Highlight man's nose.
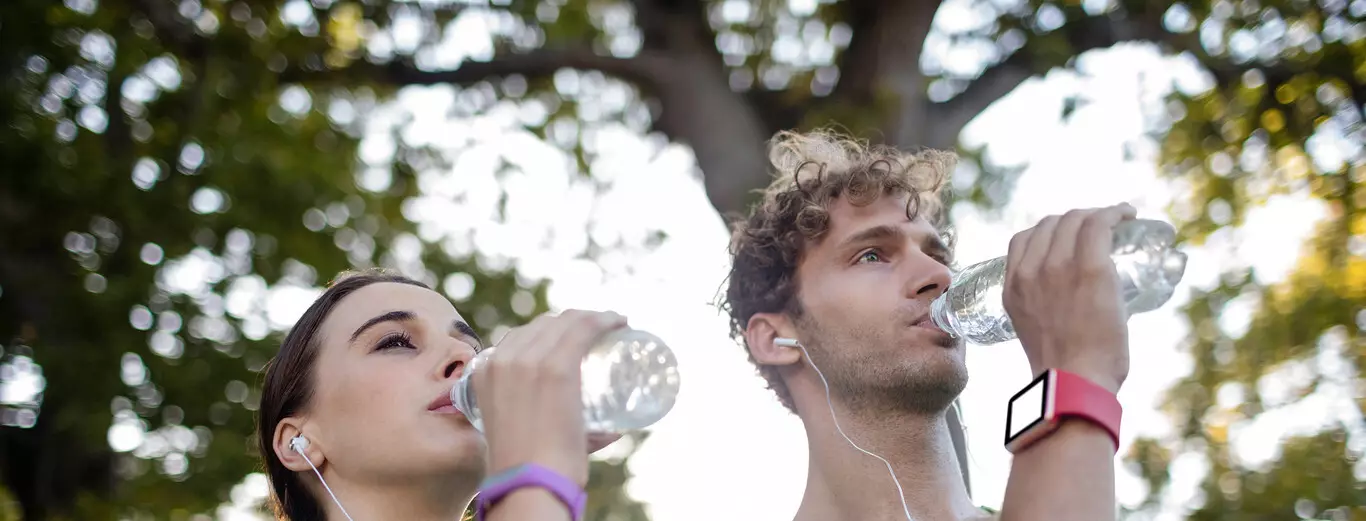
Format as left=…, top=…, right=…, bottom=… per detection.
left=905, top=251, right=952, bottom=300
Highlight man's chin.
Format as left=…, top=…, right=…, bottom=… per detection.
left=889, top=355, right=969, bottom=412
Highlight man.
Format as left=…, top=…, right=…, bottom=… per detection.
left=722, top=129, right=1134, bottom=520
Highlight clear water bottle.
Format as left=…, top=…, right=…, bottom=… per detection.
left=929, top=219, right=1189, bottom=345
left=450, top=328, right=681, bottom=433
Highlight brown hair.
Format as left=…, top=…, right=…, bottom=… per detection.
left=257, top=270, right=428, bottom=520
left=720, top=129, right=956, bottom=412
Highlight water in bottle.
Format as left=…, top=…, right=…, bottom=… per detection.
left=450, top=328, right=681, bottom=433
left=929, top=218, right=1189, bottom=345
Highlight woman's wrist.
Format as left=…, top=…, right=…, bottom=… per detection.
left=487, top=445, right=589, bottom=486
left=475, top=463, right=587, bottom=521
left=482, top=488, right=575, bottom=521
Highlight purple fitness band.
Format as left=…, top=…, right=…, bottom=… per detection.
left=474, top=463, right=587, bottom=521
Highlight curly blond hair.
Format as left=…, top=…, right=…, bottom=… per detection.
left=721, top=129, right=957, bottom=412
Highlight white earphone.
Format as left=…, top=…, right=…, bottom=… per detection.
left=289, top=434, right=355, bottom=521
left=773, top=335, right=918, bottom=521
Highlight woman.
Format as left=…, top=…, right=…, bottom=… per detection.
left=257, top=270, right=625, bottom=520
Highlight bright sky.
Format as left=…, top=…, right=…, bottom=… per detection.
left=5, top=2, right=1357, bottom=519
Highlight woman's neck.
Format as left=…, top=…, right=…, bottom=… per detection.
left=313, top=472, right=478, bottom=521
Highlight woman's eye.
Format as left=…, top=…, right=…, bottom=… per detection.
left=856, top=250, right=883, bottom=264
left=375, top=334, right=416, bottom=351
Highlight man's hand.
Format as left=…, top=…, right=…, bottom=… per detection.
left=1002, top=204, right=1137, bottom=393
left=997, top=204, right=1137, bottom=521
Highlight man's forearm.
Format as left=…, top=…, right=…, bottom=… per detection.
left=999, top=418, right=1117, bottom=521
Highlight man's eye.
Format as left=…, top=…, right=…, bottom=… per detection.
left=856, top=250, right=883, bottom=264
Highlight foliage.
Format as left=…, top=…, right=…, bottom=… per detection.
left=0, top=0, right=648, bottom=518
left=1122, top=1, right=1366, bottom=519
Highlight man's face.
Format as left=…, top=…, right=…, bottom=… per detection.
left=792, top=193, right=967, bottom=414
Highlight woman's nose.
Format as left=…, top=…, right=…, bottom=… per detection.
left=437, top=340, right=475, bottom=380
left=442, top=358, right=463, bottom=380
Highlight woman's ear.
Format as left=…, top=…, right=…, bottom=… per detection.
left=745, top=313, right=802, bottom=367
left=273, top=419, right=324, bottom=472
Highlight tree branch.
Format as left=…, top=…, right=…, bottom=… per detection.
left=626, top=0, right=773, bottom=219
left=927, top=8, right=1170, bottom=149
left=825, top=0, right=885, bottom=103
left=282, top=50, right=664, bottom=90
left=829, top=0, right=944, bottom=104
left=924, top=52, right=1034, bottom=150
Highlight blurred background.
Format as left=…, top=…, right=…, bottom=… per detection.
left=1, top=0, right=1364, bottom=519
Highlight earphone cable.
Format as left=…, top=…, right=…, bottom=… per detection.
left=796, top=343, right=916, bottom=521
left=298, top=447, right=357, bottom=521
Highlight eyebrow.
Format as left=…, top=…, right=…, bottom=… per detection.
left=838, top=224, right=952, bottom=260
left=453, top=320, right=484, bottom=350
left=838, top=224, right=904, bottom=250
left=349, top=310, right=484, bottom=349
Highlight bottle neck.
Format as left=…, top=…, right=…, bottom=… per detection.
left=929, top=295, right=953, bottom=335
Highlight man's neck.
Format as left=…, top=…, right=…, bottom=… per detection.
left=315, top=470, right=476, bottom=521
left=793, top=402, right=981, bottom=521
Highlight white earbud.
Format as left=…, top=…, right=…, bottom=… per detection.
left=774, top=337, right=801, bottom=348
left=288, top=434, right=355, bottom=521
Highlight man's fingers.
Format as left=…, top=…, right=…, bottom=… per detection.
left=1047, top=208, right=1100, bottom=270
left=1004, top=227, right=1034, bottom=298
left=1017, top=215, right=1060, bottom=277
left=1075, top=204, right=1135, bottom=272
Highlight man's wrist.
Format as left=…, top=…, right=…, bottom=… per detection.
left=1050, top=364, right=1123, bottom=394
left=1006, top=368, right=1124, bottom=454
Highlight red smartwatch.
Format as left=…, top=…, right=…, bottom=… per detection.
left=1004, top=369, right=1122, bottom=454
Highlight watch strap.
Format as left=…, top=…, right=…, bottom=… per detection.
left=1052, top=369, right=1123, bottom=451
left=475, top=463, right=587, bottom=521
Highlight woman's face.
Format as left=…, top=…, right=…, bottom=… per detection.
left=303, top=282, right=486, bottom=485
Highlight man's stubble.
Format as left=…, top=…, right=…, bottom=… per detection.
left=795, top=311, right=969, bottom=416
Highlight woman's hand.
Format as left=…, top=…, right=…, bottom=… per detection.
left=588, top=432, right=623, bottom=453
left=471, top=309, right=627, bottom=487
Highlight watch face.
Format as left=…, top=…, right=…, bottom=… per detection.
left=1005, top=371, right=1051, bottom=445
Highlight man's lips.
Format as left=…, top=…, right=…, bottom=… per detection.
left=911, top=313, right=938, bottom=330
left=911, top=313, right=957, bottom=347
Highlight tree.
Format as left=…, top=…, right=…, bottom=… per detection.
left=6, top=0, right=1364, bottom=518
left=0, top=0, right=651, bottom=518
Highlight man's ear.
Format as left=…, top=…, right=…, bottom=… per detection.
left=745, top=312, right=802, bottom=367
left=273, top=418, right=323, bottom=472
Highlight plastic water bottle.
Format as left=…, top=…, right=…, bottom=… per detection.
left=929, top=219, right=1189, bottom=345
left=450, top=328, right=681, bottom=433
